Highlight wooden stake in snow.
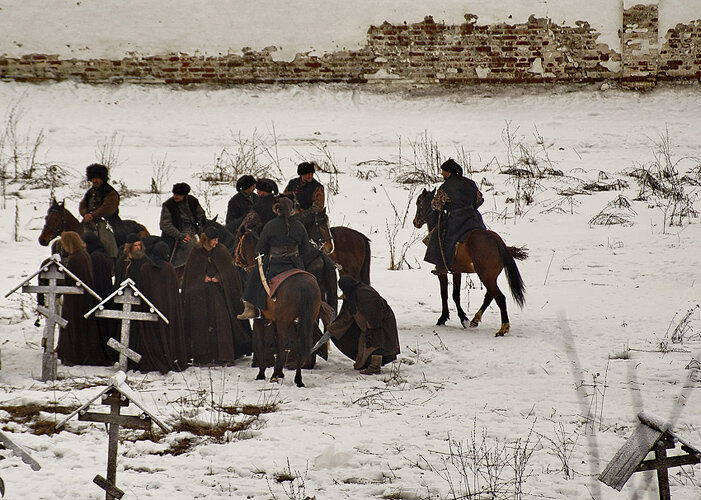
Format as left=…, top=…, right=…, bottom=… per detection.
left=5, top=254, right=101, bottom=381
left=56, top=371, right=170, bottom=500
left=84, top=278, right=168, bottom=372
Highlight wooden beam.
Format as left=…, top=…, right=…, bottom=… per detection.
left=637, top=452, right=701, bottom=471
left=94, top=309, right=158, bottom=322
left=35, top=305, right=68, bottom=327
left=93, top=475, right=124, bottom=499
left=22, top=285, right=84, bottom=295
left=106, top=338, right=142, bottom=363
left=79, top=411, right=152, bottom=430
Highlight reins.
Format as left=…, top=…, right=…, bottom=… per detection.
left=234, top=232, right=257, bottom=272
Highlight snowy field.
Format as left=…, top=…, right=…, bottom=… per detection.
left=0, top=81, right=700, bottom=499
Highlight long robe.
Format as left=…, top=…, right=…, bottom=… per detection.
left=87, top=246, right=118, bottom=362
left=134, top=261, right=189, bottom=373
left=56, top=249, right=110, bottom=366
left=327, top=283, right=400, bottom=370
left=181, top=244, right=252, bottom=365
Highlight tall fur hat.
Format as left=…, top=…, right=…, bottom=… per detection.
left=236, top=174, right=257, bottom=192
left=172, top=182, right=191, bottom=195
left=297, top=162, right=315, bottom=176
left=255, top=178, right=279, bottom=195
left=86, top=163, right=109, bottom=182
left=440, top=158, right=463, bottom=177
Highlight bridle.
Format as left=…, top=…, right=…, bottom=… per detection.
left=44, top=205, right=67, bottom=239
left=413, top=191, right=432, bottom=229
left=234, top=232, right=256, bottom=272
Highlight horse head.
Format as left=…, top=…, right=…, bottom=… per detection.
left=38, top=198, right=65, bottom=246
left=233, top=230, right=259, bottom=272
left=413, top=188, right=436, bottom=229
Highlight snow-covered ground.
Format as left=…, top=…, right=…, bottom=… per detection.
left=0, top=81, right=700, bottom=499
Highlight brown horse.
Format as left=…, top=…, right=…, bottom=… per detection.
left=235, top=230, right=325, bottom=387
left=413, top=188, right=528, bottom=336
left=322, top=226, right=371, bottom=284
left=38, top=198, right=149, bottom=249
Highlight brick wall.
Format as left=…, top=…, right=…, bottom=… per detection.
left=0, top=8, right=699, bottom=88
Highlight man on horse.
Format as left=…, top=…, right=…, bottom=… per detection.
left=159, top=182, right=207, bottom=269
left=424, top=158, right=486, bottom=273
left=236, top=178, right=279, bottom=237
left=79, top=163, right=120, bottom=259
left=225, top=174, right=258, bottom=236
left=238, top=197, right=313, bottom=320
left=283, top=161, right=331, bottom=245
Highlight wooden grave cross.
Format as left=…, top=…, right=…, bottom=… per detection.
left=599, top=411, right=701, bottom=499
left=4, top=254, right=101, bottom=381
left=56, top=371, right=171, bottom=500
left=84, top=278, right=168, bottom=372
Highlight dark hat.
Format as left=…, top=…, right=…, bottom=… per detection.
left=297, top=162, right=315, bottom=176
left=126, top=233, right=140, bottom=244
left=255, top=178, right=279, bottom=195
left=204, top=226, right=220, bottom=240
left=149, top=241, right=170, bottom=269
left=172, top=182, right=191, bottom=195
left=440, top=158, right=463, bottom=177
left=338, top=275, right=361, bottom=293
left=81, top=230, right=103, bottom=254
left=236, top=174, right=256, bottom=192
left=86, top=163, right=109, bottom=182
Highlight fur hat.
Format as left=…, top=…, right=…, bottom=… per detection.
left=204, top=226, right=220, bottom=240
left=297, top=162, right=315, bottom=176
left=172, top=182, right=191, bottom=195
left=273, top=196, right=294, bottom=217
left=255, top=178, right=279, bottom=195
left=236, top=174, right=257, bottom=192
left=86, top=163, right=109, bottom=182
left=440, top=158, right=463, bottom=177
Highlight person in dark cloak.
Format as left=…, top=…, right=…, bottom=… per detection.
left=283, top=161, right=331, bottom=243
left=235, top=178, right=278, bottom=238
left=160, top=182, right=207, bottom=269
left=82, top=231, right=118, bottom=362
left=56, top=231, right=110, bottom=366
left=78, top=163, right=120, bottom=259
left=114, top=234, right=148, bottom=286
left=181, top=226, right=252, bottom=365
left=226, top=174, right=258, bottom=235
left=423, top=158, right=486, bottom=273
left=326, top=275, right=400, bottom=375
left=133, top=241, right=189, bottom=373
left=237, top=196, right=312, bottom=319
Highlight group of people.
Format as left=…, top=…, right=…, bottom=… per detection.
left=54, top=157, right=483, bottom=377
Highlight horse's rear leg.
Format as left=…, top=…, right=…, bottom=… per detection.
left=469, top=291, right=493, bottom=328
left=452, top=273, right=468, bottom=327
left=484, top=282, right=510, bottom=336
left=436, top=272, right=450, bottom=325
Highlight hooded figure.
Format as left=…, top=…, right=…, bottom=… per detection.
left=133, top=241, right=189, bottom=373
left=423, top=158, right=486, bottom=271
left=56, top=231, right=110, bottom=366
left=326, top=275, right=400, bottom=374
left=181, top=227, right=252, bottom=365
left=226, top=175, right=259, bottom=235
left=159, top=182, right=207, bottom=269
left=79, top=163, right=120, bottom=259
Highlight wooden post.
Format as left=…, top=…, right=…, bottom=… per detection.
left=654, top=440, right=671, bottom=500
left=106, top=391, right=123, bottom=500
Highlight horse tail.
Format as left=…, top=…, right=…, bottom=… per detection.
left=296, top=279, right=316, bottom=362
left=497, top=239, right=526, bottom=309
left=322, top=254, right=338, bottom=314
left=360, top=235, right=371, bottom=285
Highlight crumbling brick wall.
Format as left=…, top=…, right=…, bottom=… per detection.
left=659, top=19, right=701, bottom=80
left=621, top=3, right=659, bottom=87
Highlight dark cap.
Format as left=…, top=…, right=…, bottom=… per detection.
left=255, top=178, right=279, bottom=195
left=204, top=226, right=219, bottom=240
left=86, top=163, right=109, bottom=182
left=236, top=174, right=256, bottom=192
left=172, top=182, right=191, bottom=195
left=297, top=162, right=315, bottom=176
left=440, top=158, right=463, bottom=177
left=126, top=233, right=140, bottom=244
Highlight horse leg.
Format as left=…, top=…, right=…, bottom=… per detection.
left=271, top=323, right=286, bottom=382
left=452, top=273, right=468, bottom=327
left=484, top=280, right=509, bottom=336
left=436, top=272, right=450, bottom=325
left=469, top=291, right=493, bottom=328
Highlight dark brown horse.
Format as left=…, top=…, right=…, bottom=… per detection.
left=413, top=188, right=527, bottom=336
left=321, top=226, right=371, bottom=284
left=235, top=230, right=327, bottom=387
left=38, top=198, right=149, bottom=249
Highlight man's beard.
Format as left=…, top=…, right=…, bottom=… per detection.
left=129, top=247, right=146, bottom=260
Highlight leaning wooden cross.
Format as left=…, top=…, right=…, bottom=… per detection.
left=56, top=371, right=171, bottom=500
left=4, top=254, right=101, bottom=381
left=84, top=278, right=168, bottom=372
left=599, top=411, right=701, bottom=499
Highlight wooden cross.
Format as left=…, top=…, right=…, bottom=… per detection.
left=84, top=279, right=168, bottom=372
left=5, top=255, right=101, bottom=381
left=56, top=372, right=170, bottom=500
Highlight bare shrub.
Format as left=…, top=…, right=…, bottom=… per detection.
left=383, top=186, right=420, bottom=270
left=95, top=131, right=123, bottom=172
left=537, top=423, right=580, bottom=480
left=150, top=154, right=175, bottom=194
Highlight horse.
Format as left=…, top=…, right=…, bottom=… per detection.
left=413, top=188, right=528, bottom=336
left=235, top=229, right=330, bottom=387
left=38, top=198, right=149, bottom=250
left=321, top=226, right=371, bottom=285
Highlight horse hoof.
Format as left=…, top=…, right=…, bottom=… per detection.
left=256, top=373, right=266, bottom=381
left=495, top=323, right=510, bottom=337
left=270, top=377, right=281, bottom=383
left=296, top=381, right=305, bottom=388
left=469, top=320, right=479, bottom=328
left=436, top=317, right=448, bottom=326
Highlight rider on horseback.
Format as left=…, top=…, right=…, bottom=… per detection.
left=225, top=174, right=258, bottom=235
left=238, top=197, right=312, bottom=320
left=283, top=162, right=331, bottom=246
left=159, top=182, right=207, bottom=269
left=424, top=159, right=486, bottom=273
left=79, top=163, right=120, bottom=259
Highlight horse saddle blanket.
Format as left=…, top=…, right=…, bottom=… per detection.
left=268, top=269, right=316, bottom=298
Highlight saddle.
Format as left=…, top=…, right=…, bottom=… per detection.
left=268, top=268, right=316, bottom=297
